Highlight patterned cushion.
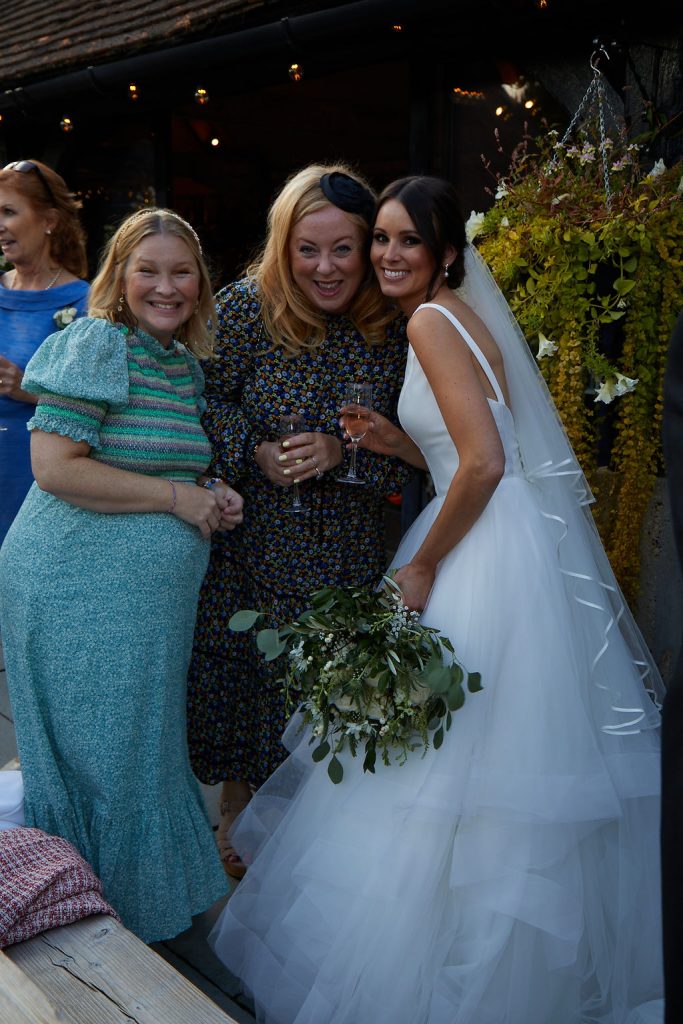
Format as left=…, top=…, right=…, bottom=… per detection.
left=0, top=827, right=119, bottom=948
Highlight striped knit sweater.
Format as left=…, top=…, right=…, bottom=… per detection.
left=24, top=317, right=211, bottom=482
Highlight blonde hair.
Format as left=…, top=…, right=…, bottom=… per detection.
left=88, top=208, right=215, bottom=358
left=246, top=163, right=395, bottom=356
left=0, top=159, right=87, bottom=278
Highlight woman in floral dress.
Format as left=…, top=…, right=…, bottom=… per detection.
left=187, top=163, right=412, bottom=878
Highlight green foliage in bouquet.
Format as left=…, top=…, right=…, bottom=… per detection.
left=473, top=127, right=683, bottom=604
left=229, top=576, right=482, bottom=784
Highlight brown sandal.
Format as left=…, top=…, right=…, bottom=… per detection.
left=217, top=797, right=250, bottom=880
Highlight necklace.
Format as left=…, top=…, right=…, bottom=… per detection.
left=44, top=267, right=62, bottom=290
left=4, top=267, right=62, bottom=290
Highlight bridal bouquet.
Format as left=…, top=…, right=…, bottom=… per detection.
left=229, top=575, right=481, bottom=784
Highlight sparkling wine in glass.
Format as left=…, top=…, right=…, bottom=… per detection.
left=278, top=414, right=307, bottom=513
left=338, top=383, right=372, bottom=486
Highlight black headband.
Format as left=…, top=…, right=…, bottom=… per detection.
left=320, top=172, right=375, bottom=225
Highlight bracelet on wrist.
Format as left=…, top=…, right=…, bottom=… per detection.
left=166, top=480, right=177, bottom=514
left=202, top=477, right=222, bottom=491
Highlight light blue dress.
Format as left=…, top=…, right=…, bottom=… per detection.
left=0, top=319, right=228, bottom=942
left=0, top=276, right=89, bottom=543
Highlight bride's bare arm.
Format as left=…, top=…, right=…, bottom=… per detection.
left=394, top=307, right=505, bottom=611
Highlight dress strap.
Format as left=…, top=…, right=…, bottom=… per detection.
left=417, top=302, right=506, bottom=405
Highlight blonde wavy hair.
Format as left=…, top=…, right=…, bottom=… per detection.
left=246, top=163, right=396, bottom=356
left=88, top=208, right=215, bottom=358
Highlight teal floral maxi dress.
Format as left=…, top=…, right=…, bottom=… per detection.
left=187, top=280, right=411, bottom=789
left=0, top=318, right=228, bottom=943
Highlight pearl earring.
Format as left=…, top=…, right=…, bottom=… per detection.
left=45, top=228, right=52, bottom=236
left=443, top=262, right=450, bottom=274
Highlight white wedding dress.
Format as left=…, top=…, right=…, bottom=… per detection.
left=210, top=303, right=664, bottom=1024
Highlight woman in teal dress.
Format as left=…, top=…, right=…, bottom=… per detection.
left=0, top=208, right=243, bottom=942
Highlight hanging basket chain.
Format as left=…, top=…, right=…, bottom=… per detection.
left=546, top=47, right=629, bottom=212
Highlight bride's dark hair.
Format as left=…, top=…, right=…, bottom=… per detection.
left=375, top=176, right=467, bottom=299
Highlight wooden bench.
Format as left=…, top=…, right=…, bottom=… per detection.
left=0, top=760, right=243, bottom=1023
left=2, top=914, right=242, bottom=1023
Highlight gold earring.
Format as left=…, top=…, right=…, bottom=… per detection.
left=117, top=294, right=125, bottom=313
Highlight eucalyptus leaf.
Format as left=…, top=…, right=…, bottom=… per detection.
left=312, top=740, right=331, bottom=762
left=447, top=682, right=465, bottom=711
left=467, top=671, right=483, bottom=693
left=426, top=666, right=452, bottom=694
left=328, top=756, right=344, bottom=784
left=256, top=629, right=287, bottom=661
left=228, top=609, right=262, bottom=631
left=433, top=727, right=444, bottom=750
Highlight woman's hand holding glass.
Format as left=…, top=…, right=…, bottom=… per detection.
left=339, top=407, right=428, bottom=470
left=255, top=429, right=343, bottom=487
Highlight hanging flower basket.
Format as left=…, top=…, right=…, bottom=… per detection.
left=470, top=66, right=683, bottom=604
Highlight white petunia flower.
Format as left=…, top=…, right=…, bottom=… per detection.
left=465, top=210, right=485, bottom=242
left=495, top=183, right=509, bottom=200
left=648, top=158, right=666, bottom=178
left=594, top=378, right=619, bottom=404
left=614, top=373, right=638, bottom=396
left=536, top=332, right=558, bottom=359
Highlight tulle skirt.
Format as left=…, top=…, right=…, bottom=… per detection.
left=210, top=475, right=664, bottom=1023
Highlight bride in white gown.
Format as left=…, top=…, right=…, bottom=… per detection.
left=209, top=176, right=664, bottom=1023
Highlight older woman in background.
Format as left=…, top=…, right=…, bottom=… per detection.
left=0, top=208, right=243, bottom=941
left=188, top=162, right=412, bottom=879
left=0, top=159, right=88, bottom=543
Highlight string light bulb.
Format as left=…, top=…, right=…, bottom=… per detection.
left=194, top=87, right=210, bottom=105
left=128, top=83, right=139, bottom=101
left=391, top=24, right=403, bottom=32
left=60, top=116, right=74, bottom=132
left=288, top=63, right=304, bottom=82
left=524, top=99, right=534, bottom=109
left=451, top=87, right=485, bottom=104
left=495, top=106, right=505, bottom=117
left=210, top=137, right=220, bottom=148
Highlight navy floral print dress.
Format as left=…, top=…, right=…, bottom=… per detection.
left=187, top=279, right=411, bottom=787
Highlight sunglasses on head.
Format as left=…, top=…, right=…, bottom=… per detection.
left=4, top=160, right=57, bottom=206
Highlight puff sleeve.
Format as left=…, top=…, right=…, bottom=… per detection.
left=24, top=318, right=130, bottom=449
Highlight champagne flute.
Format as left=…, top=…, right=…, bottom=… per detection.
left=278, top=414, right=307, bottom=514
left=338, top=383, right=372, bottom=485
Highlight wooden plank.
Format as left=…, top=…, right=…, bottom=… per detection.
left=0, top=949, right=65, bottom=1023
left=6, top=914, right=242, bottom=1024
